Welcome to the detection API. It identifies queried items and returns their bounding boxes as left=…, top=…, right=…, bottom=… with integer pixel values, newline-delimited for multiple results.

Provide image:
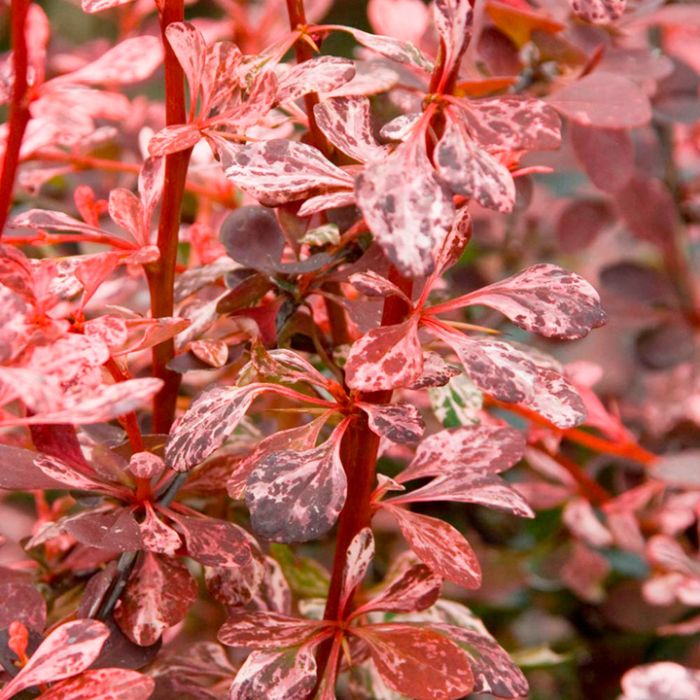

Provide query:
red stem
left=146, top=1, right=193, bottom=434
left=0, top=0, right=31, bottom=237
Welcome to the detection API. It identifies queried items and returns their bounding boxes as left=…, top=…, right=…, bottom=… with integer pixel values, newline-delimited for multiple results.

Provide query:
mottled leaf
left=63, top=507, right=143, bottom=552
left=37, top=668, right=155, bottom=700
left=342, top=27, right=433, bottom=72
left=433, top=0, right=472, bottom=70
left=0, top=582, right=47, bottom=631
left=138, top=503, right=181, bottom=556
left=570, top=0, right=625, bottom=23
left=428, top=373, right=482, bottom=427
left=148, top=124, right=201, bottom=157
left=278, top=57, right=355, bottom=104
left=165, top=22, right=206, bottom=108
left=359, top=402, right=424, bottom=444
left=0, top=445, right=66, bottom=489
left=218, top=610, right=327, bottom=650
left=349, top=271, right=411, bottom=302
left=340, top=528, right=375, bottom=611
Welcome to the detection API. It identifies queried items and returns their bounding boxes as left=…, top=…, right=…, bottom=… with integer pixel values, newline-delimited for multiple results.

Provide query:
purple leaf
left=218, top=610, right=327, bottom=650
left=397, top=425, right=526, bottom=483
left=63, top=507, right=143, bottom=552
left=165, top=384, right=266, bottom=472
left=313, top=96, right=388, bottom=163
left=37, top=668, right=155, bottom=700
left=383, top=506, right=481, bottom=589
left=0, top=581, right=47, bottom=631
left=570, top=123, right=634, bottom=192
left=246, top=428, right=348, bottom=543
left=350, top=623, right=474, bottom=700
left=359, top=402, right=425, bottom=444
left=345, top=318, right=423, bottom=392
left=548, top=72, right=651, bottom=128
left=277, top=57, right=355, bottom=104
left=452, top=263, right=606, bottom=340
left=217, top=138, right=353, bottom=207
left=556, top=199, right=615, bottom=253
left=0, top=620, right=109, bottom=700
left=228, top=646, right=318, bottom=700
left=0, top=445, right=66, bottom=489
left=114, top=553, right=197, bottom=647
left=167, top=511, right=252, bottom=568
left=434, top=114, right=515, bottom=213
left=353, top=563, right=442, bottom=616
left=356, top=137, right=454, bottom=276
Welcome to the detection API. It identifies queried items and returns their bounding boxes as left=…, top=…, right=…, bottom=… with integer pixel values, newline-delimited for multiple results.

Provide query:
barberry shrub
left=0, top=0, right=699, bottom=698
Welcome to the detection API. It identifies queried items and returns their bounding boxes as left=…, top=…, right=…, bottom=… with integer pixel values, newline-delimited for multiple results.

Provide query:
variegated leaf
left=128, top=451, right=165, bottom=480
left=349, top=271, right=411, bottom=301
left=356, top=138, right=454, bottom=276
left=384, top=506, right=481, bottom=589
left=165, top=384, right=266, bottom=472
left=63, top=507, right=143, bottom=552
left=165, top=22, right=206, bottom=108
left=428, top=373, right=482, bottom=427
left=340, top=528, right=375, bottom=611
left=246, top=430, right=348, bottom=543
left=138, top=503, right=181, bottom=556
left=0, top=620, right=109, bottom=700
left=33, top=454, right=117, bottom=493
left=228, top=646, right=318, bottom=700
left=218, top=610, right=327, bottom=650
left=342, top=27, right=433, bottom=72
left=353, top=564, right=442, bottom=616
left=114, top=553, right=197, bottom=647
left=217, top=138, right=353, bottom=207
left=433, top=0, right=472, bottom=70
left=37, top=668, right=155, bottom=700
left=167, top=511, right=252, bottom=568
left=0, top=446, right=74, bottom=489
left=346, top=318, right=423, bottom=392
left=313, top=96, right=388, bottom=163
left=434, top=115, right=515, bottom=213
left=570, top=0, right=626, bottom=23
left=148, top=124, right=201, bottom=157
left=350, top=623, right=474, bottom=700
left=397, top=425, right=526, bottom=483
left=408, top=352, right=460, bottom=390
left=462, top=96, right=561, bottom=152
left=453, top=263, right=606, bottom=340
left=359, top=403, right=425, bottom=444
left=277, top=57, right=355, bottom=104
left=620, top=662, right=700, bottom=700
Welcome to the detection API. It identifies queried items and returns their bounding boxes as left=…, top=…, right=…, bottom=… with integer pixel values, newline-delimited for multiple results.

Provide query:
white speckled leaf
left=432, top=0, right=472, bottom=71
left=340, top=528, right=375, bottom=611
left=342, top=28, right=433, bottom=72
left=218, top=610, right=327, bottom=650
left=278, top=57, right=356, bottom=104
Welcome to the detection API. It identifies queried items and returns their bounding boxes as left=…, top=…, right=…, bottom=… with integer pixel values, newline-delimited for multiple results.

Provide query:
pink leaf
left=313, top=96, right=388, bottom=163
left=165, top=22, right=206, bottom=109
left=37, top=668, right=155, bottom=700
left=128, top=451, right=165, bottom=480
left=342, top=27, right=433, bottom=72
left=407, top=351, right=460, bottom=390
left=0, top=620, right=109, bottom=700
left=246, top=428, right=348, bottom=543
left=570, top=123, right=634, bottom=192
left=108, top=188, right=144, bottom=241
left=297, top=190, right=356, bottom=216
left=277, top=57, right=355, bottom=104
left=165, top=384, right=266, bottom=472
left=356, top=138, right=455, bottom=275
left=84, top=315, right=129, bottom=350
left=228, top=646, right=318, bottom=700
left=349, top=271, right=411, bottom=302
left=353, top=563, right=442, bottom=616
left=453, top=263, right=606, bottom=340
left=138, top=503, right=182, bottom=556
left=570, top=0, right=626, bottom=23
left=359, top=402, right=425, bottom=444
left=620, top=662, right=700, bottom=700
left=114, top=553, right=197, bottom=646
left=62, top=37, right=163, bottom=85
left=434, top=114, right=515, bottom=213
left=350, top=623, right=474, bottom=700
left=368, top=0, right=431, bottom=44
left=462, top=96, right=561, bottom=152
left=345, top=318, right=423, bottom=392
left=340, top=528, right=375, bottom=611
left=33, top=454, right=116, bottom=493
left=548, top=72, right=651, bottom=128
left=383, top=506, right=481, bottom=589
left=218, top=610, right=327, bottom=650
left=217, top=138, right=353, bottom=207
left=189, top=338, right=229, bottom=368
left=148, top=124, right=201, bottom=157
left=433, top=0, right=473, bottom=70
left=167, top=511, right=252, bottom=568
left=81, top=0, right=133, bottom=12
left=12, top=209, right=110, bottom=237
left=397, top=425, right=526, bottom=483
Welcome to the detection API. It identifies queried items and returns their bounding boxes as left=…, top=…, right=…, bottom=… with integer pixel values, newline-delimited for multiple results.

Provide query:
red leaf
left=114, top=553, right=197, bottom=646
left=383, top=506, right=481, bottom=589
left=340, top=528, right=375, bottom=611
left=350, top=623, right=474, bottom=700
left=0, top=581, right=47, bottom=631
left=359, top=402, right=425, bottom=444
left=218, top=610, right=327, bottom=650
left=166, top=511, right=252, bottom=568
left=346, top=318, right=423, bottom=392
left=165, top=384, right=265, bottom=472
left=246, top=427, right=349, bottom=543
left=548, top=72, right=651, bottom=128
left=277, top=57, right=355, bottom=104
left=434, top=114, right=515, bottom=213
left=461, top=96, right=561, bottom=152
left=356, top=137, right=454, bottom=276
left=353, top=563, right=442, bottom=617
left=570, top=123, right=634, bottom=192
left=313, top=96, right=388, bottom=163
left=62, top=37, right=163, bottom=85
left=450, top=263, right=606, bottom=340
left=228, top=646, right=318, bottom=700
left=397, top=425, right=526, bottom=483
left=63, top=507, right=143, bottom=552
left=570, top=0, right=625, bottom=23
left=0, top=620, right=109, bottom=700
left=37, top=668, right=155, bottom=700
left=216, top=138, right=353, bottom=207
left=0, top=445, right=66, bottom=489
